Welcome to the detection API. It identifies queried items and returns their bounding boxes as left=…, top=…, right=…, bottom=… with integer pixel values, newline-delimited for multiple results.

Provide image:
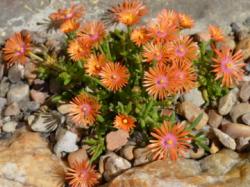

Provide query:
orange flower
left=3, top=32, right=31, bottom=66
left=212, top=47, right=245, bottom=87
left=49, top=4, right=84, bottom=22
left=208, top=25, right=224, bottom=42
left=65, top=160, right=99, bottom=187
left=168, top=36, right=198, bottom=64
left=178, top=13, right=194, bottom=29
left=143, top=65, right=176, bottom=100
left=173, top=62, right=197, bottom=93
left=148, top=121, right=192, bottom=161
left=68, top=38, right=91, bottom=61
left=60, top=19, right=80, bottom=33
left=142, top=42, right=168, bottom=64
left=78, top=21, right=106, bottom=46
left=85, top=54, right=107, bottom=76
left=68, top=93, right=100, bottom=127
left=100, top=62, right=130, bottom=92
left=108, top=0, right=147, bottom=26
left=148, top=19, right=178, bottom=43
left=130, top=27, right=150, bottom=46
left=156, top=9, right=179, bottom=27
left=114, top=114, right=136, bottom=132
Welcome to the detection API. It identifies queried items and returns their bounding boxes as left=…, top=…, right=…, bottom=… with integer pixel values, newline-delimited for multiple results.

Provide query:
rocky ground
left=1, top=1, right=250, bottom=187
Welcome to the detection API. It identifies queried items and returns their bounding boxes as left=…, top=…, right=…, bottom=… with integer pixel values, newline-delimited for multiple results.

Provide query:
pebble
left=242, top=113, right=250, bottom=125
left=0, top=77, right=10, bottom=97
left=190, top=148, right=205, bottom=159
left=68, top=148, right=89, bottom=168
left=0, top=64, right=5, bottom=80
left=30, top=89, right=47, bottom=104
left=213, top=128, right=236, bottom=150
left=3, top=102, right=20, bottom=116
left=236, top=137, right=250, bottom=151
left=222, top=123, right=250, bottom=138
left=230, top=103, right=250, bottom=122
left=106, top=129, right=129, bottom=151
left=57, top=104, right=72, bottom=114
left=7, top=83, right=29, bottom=104
left=8, top=64, right=24, bottom=83
left=208, top=110, right=222, bottom=128
left=119, top=145, right=135, bottom=161
left=236, top=35, right=250, bottom=60
left=2, top=121, right=17, bottom=133
left=218, top=91, right=237, bottom=115
left=239, top=81, right=250, bottom=102
left=183, top=88, right=205, bottom=107
left=0, top=97, right=7, bottom=112
left=210, top=141, right=221, bottom=154
left=133, top=147, right=151, bottom=166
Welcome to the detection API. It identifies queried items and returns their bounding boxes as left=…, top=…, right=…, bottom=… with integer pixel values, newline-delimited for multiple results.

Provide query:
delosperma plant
left=1, top=0, right=246, bottom=186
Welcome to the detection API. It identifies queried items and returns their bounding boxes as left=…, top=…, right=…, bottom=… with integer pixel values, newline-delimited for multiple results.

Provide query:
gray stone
left=183, top=88, right=205, bottom=107
left=133, top=147, right=152, bottom=166
left=2, top=121, right=17, bottom=133
left=230, top=103, right=250, bottom=122
left=3, top=102, right=20, bottom=116
left=0, top=77, right=10, bottom=97
left=0, top=64, right=5, bottom=80
left=218, top=91, right=237, bottom=115
left=7, top=83, right=29, bottom=104
left=213, top=128, right=236, bottom=150
left=208, top=110, right=222, bottom=128
left=0, top=97, right=7, bottom=112
left=21, top=101, right=40, bottom=112
left=8, top=64, right=24, bottom=83
left=236, top=137, right=250, bottom=151
left=239, top=81, right=250, bottom=102
left=119, top=145, right=135, bottom=161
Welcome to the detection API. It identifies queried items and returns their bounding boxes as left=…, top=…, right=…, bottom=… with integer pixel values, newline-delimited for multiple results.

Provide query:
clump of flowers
left=2, top=0, right=246, bottom=175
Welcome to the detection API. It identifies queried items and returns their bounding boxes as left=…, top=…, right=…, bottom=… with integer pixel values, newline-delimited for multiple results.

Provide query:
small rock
left=177, top=101, right=208, bottom=130
left=49, top=78, right=61, bottom=94
left=54, top=130, right=78, bottom=157
left=4, top=102, right=20, bottom=116
left=208, top=110, right=222, bottom=128
left=119, top=145, right=135, bottom=161
left=230, top=103, right=250, bottom=122
left=68, top=148, right=89, bottom=168
left=0, top=64, right=5, bottom=80
left=2, top=121, right=17, bottom=133
left=222, top=123, right=250, bottom=138
left=190, top=148, right=205, bottom=159
left=213, top=128, right=236, bottom=150
left=23, top=101, right=40, bottom=112
left=30, top=89, right=47, bottom=104
left=0, top=97, right=7, bottom=112
left=236, top=137, right=250, bottom=151
left=8, top=64, right=24, bottom=83
left=242, top=113, right=250, bottom=125
left=103, top=153, right=131, bottom=181
left=239, top=81, right=250, bottom=102
left=210, top=141, right=221, bottom=154
left=194, top=31, right=211, bottom=42
left=7, top=83, right=29, bottom=103
left=0, top=77, right=10, bottom=97
left=24, top=62, right=37, bottom=84
left=236, top=35, right=250, bottom=60
left=57, top=104, right=72, bottom=114
left=218, top=91, right=237, bottom=115
left=106, top=129, right=129, bottom=151
left=217, top=36, right=236, bottom=50
left=183, top=88, right=205, bottom=107
left=30, top=31, right=47, bottom=44
left=133, top=147, right=151, bottom=166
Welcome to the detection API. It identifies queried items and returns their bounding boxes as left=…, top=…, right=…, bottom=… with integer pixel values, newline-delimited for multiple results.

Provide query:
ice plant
left=148, top=121, right=192, bottom=161
left=85, top=54, right=107, bottom=76
left=168, top=36, right=198, bottom=64
left=143, top=65, right=176, bottom=100
left=68, top=38, right=91, bottom=61
left=3, top=32, right=31, bottom=66
left=65, top=160, right=99, bottom=187
left=208, top=25, right=225, bottom=42
left=178, top=13, right=194, bottom=29
left=212, top=47, right=245, bottom=87
left=100, top=62, right=130, bottom=92
left=68, top=93, right=100, bottom=127
left=108, top=0, right=147, bottom=26
left=130, top=27, right=149, bottom=46
left=156, top=9, right=179, bottom=27
left=113, top=114, right=136, bottom=132
left=142, top=42, right=168, bottom=64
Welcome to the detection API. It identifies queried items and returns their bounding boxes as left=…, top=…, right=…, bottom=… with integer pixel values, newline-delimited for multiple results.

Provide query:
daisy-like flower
left=212, top=47, right=245, bottom=87
left=78, top=21, right=106, bottom=46
left=60, top=19, right=80, bottom=33
left=130, top=27, right=150, bottom=46
left=100, top=62, right=130, bottom=92
left=3, top=32, right=31, bottom=66
left=143, top=65, right=176, bottom=100
left=65, top=160, right=99, bottom=187
left=68, top=38, right=91, bottom=61
left=178, top=13, right=194, bottom=29
left=84, top=54, right=107, bottom=76
left=107, top=0, right=148, bottom=26
left=113, top=114, right=136, bottom=132
left=68, top=93, right=100, bottom=127
left=173, top=62, right=197, bottom=93
left=156, top=9, right=179, bottom=27
left=148, top=121, right=192, bottom=161
left=142, top=42, right=168, bottom=64
left=168, top=36, right=198, bottom=64
left=208, top=25, right=224, bottom=42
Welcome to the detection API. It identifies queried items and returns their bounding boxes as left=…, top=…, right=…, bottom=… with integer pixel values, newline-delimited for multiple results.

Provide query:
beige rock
left=239, top=81, right=250, bottom=102
left=133, top=147, right=152, bottom=166
left=178, top=101, right=208, bottom=130
left=119, top=145, right=135, bottom=161
left=218, top=92, right=237, bottom=115
left=57, top=104, right=72, bottom=114
left=222, top=123, right=250, bottom=138
left=210, top=141, right=221, bottom=154
left=106, top=129, right=129, bottom=151
left=230, top=103, right=250, bottom=122
left=213, top=128, right=236, bottom=150
left=236, top=137, right=250, bottom=151
left=0, top=130, right=65, bottom=187
left=190, top=148, right=205, bottom=159
left=236, top=35, right=250, bottom=60
left=30, top=89, right=48, bottom=104
left=208, top=110, right=223, bottom=128
left=68, top=148, right=89, bottom=168
left=242, top=113, right=250, bottom=125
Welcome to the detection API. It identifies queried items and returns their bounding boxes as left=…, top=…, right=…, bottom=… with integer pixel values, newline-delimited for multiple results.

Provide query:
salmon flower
left=65, top=160, right=99, bottom=187
left=84, top=54, right=107, bottom=76
left=142, top=42, right=168, bottom=64
left=212, top=47, right=245, bottom=87
left=148, top=121, right=192, bottom=161
left=107, top=0, right=148, bottom=26
left=178, top=13, right=194, bottom=29
left=68, top=93, right=100, bottom=127
left=78, top=21, right=106, bottom=46
left=114, top=114, right=136, bottom=132
left=208, top=25, right=225, bottom=42
left=3, top=32, right=31, bottom=66
left=168, top=36, right=198, bottom=64
left=156, top=9, right=179, bottom=27
left=68, top=38, right=91, bottom=61
left=100, top=62, right=130, bottom=92
left=130, top=27, right=150, bottom=46
left=60, top=19, right=80, bottom=33
left=143, top=65, right=176, bottom=100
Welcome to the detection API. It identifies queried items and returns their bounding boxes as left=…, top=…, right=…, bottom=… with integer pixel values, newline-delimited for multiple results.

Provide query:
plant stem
left=29, top=52, right=44, bottom=62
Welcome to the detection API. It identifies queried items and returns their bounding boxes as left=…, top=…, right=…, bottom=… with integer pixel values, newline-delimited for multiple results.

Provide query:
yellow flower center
left=121, top=12, right=135, bottom=24
left=226, top=62, right=233, bottom=69
left=167, top=139, right=173, bottom=145
left=122, top=119, right=128, bottom=124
